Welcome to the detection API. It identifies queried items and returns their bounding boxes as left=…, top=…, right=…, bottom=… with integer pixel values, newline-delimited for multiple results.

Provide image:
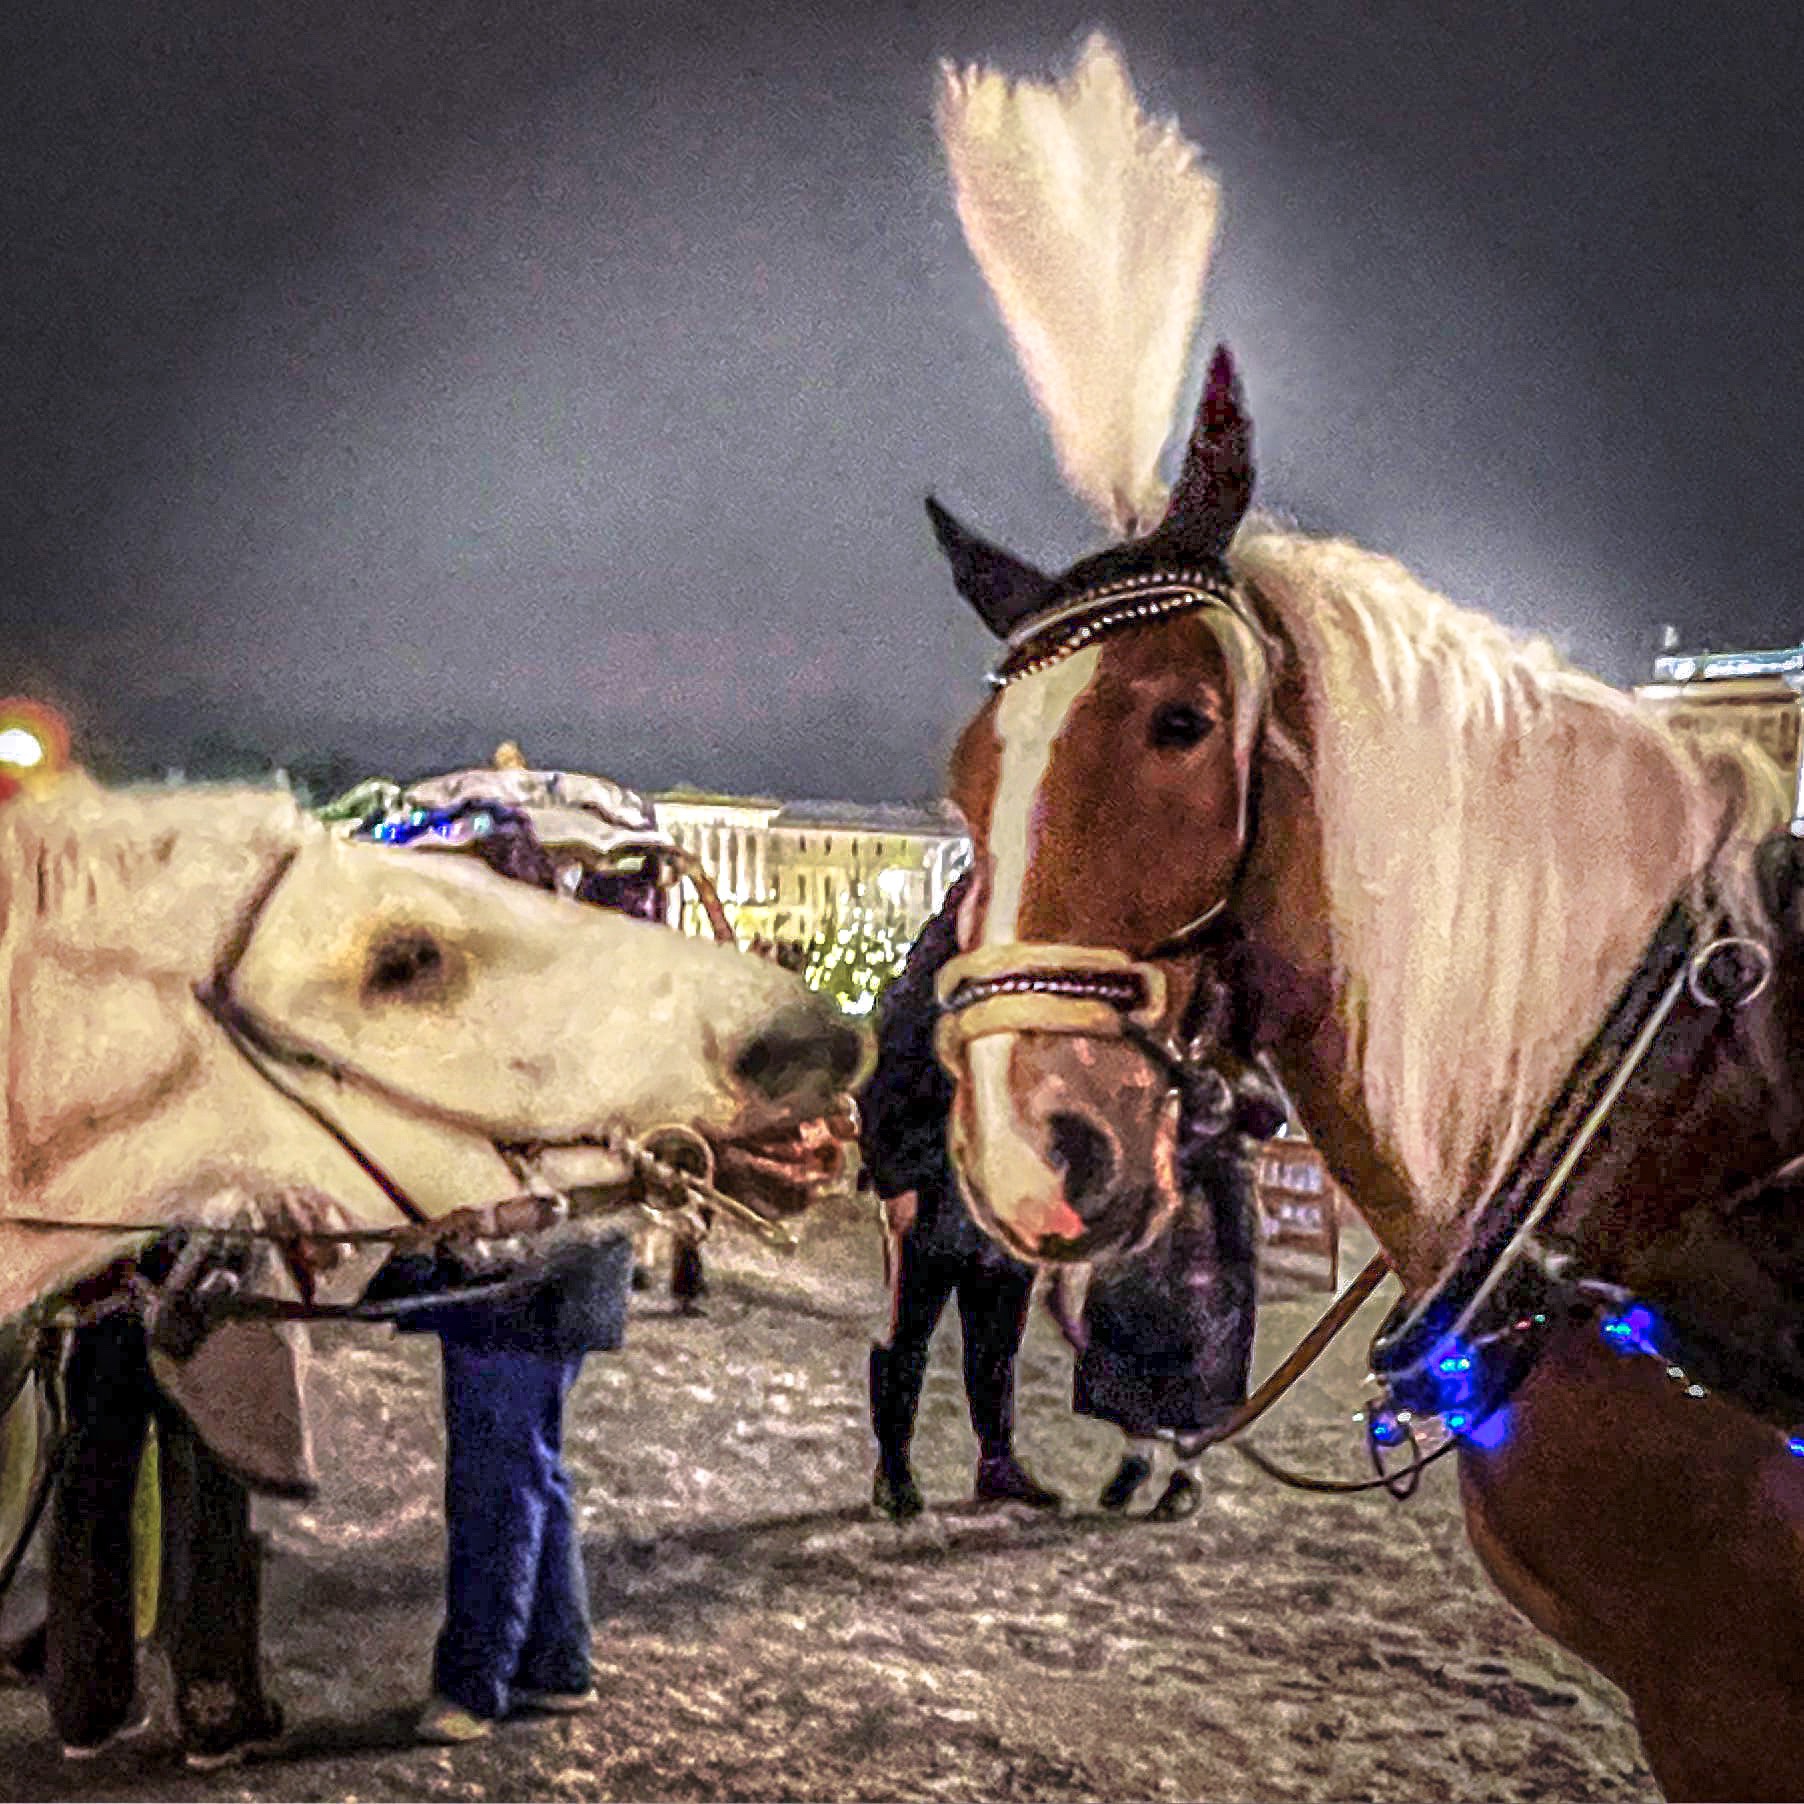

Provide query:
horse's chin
left=967, top=1178, right=1178, bottom=1266
left=704, top=1110, right=855, bottom=1221
left=526, top=1106, right=856, bottom=1225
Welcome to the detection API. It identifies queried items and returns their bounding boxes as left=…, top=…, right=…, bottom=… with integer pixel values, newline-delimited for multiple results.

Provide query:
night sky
left=4, top=2, right=1801, bottom=801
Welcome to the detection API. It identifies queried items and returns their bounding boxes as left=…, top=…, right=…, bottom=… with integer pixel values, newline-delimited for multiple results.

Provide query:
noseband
left=937, top=569, right=1265, bottom=1085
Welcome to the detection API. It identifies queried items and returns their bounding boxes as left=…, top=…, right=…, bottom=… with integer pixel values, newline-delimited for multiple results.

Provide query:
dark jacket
left=858, top=876, right=998, bottom=1259
left=858, top=877, right=961, bottom=1203
left=1073, top=1054, right=1284, bottom=1436
left=364, top=1226, right=633, bottom=1357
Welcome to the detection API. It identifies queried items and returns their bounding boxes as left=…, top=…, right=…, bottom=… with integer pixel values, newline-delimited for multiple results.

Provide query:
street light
left=0, top=726, right=46, bottom=769
left=0, top=698, right=72, bottom=799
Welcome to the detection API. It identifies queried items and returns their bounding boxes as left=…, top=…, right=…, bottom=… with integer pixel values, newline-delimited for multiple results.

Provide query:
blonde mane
left=1229, top=524, right=1790, bottom=1223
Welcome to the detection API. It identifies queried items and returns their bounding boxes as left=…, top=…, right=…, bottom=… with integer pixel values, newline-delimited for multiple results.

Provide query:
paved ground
left=0, top=1203, right=1656, bottom=1802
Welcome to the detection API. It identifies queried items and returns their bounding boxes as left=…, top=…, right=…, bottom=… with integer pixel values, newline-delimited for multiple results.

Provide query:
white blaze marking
left=968, top=648, right=1102, bottom=1241
left=982, top=648, right=1103, bottom=944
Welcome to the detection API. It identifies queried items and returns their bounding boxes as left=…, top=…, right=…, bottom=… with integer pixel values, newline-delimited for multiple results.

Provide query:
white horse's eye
left=363, top=929, right=449, bottom=1001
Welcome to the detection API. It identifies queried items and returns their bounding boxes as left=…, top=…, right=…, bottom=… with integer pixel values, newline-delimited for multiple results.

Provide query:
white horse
left=0, top=775, right=865, bottom=1328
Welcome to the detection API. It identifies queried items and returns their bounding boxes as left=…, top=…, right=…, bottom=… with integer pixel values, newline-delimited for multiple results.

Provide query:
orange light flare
left=0, top=697, right=74, bottom=803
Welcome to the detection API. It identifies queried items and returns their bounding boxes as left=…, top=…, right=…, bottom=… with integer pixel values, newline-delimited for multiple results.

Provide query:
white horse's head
left=0, top=778, right=865, bottom=1322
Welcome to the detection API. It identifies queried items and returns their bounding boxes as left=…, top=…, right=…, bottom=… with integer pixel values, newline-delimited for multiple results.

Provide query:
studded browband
left=990, top=567, right=1240, bottom=688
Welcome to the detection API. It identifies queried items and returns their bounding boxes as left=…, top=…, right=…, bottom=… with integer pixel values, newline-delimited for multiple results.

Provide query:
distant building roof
left=648, top=787, right=967, bottom=837
left=771, top=798, right=967, bottom=836
left=653, top=785, right=784, bottom=810
left=1650, top=644, right=1804, bottom=685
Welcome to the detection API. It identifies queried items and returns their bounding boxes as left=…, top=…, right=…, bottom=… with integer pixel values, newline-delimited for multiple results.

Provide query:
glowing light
left=0, top=727, right=46, bottom=768
left=876, top=866, right=912, bottom=904
left=1463, top=1407, right=1513, bottom=1451
left=1601, top=1304, right=1662, bottom=1358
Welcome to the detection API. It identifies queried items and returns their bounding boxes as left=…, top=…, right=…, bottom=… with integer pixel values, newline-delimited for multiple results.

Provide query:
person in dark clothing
left=44, top=1306, right=282, bottom=1766
left=860, top=874, right=1060, bottom=1522
left=1063, top=979, right=1287, bottom=1522
left=0, top=1228, right=309, bottom=1770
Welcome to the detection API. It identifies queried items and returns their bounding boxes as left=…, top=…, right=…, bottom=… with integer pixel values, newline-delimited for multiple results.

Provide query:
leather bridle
left=15, top=839, right=806, bottom=1274
left=935, top=568, right=1269, bottom=1101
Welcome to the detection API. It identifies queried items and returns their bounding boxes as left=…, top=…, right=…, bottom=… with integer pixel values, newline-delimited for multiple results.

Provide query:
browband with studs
left=991, top=569, right=1238, bottom=688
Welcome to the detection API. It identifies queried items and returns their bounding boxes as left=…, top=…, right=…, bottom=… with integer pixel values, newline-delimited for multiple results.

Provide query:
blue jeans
left=432, top=1345, right=591, bottom=1719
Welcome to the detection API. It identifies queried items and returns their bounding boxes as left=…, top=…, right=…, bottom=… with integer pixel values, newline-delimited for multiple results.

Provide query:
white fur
left=963, top=649, right=1104, bottom=1240
left=937, top=34, right=1221, bottom=535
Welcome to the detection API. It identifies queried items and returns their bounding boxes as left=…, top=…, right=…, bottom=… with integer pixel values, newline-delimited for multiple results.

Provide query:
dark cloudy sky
left=4, top=2, right=1801, bottom=800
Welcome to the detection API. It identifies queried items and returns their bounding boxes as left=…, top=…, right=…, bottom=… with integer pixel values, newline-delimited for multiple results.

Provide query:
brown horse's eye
left=1149, top=701, right=1215, bottom=751
left=364, top=930, right=447, bottom=1000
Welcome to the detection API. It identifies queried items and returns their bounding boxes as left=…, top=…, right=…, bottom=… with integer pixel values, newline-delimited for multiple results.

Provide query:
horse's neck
left=9, top=785, right=308, bottom=976
left=1238, top=693, right=1726, bottom=1288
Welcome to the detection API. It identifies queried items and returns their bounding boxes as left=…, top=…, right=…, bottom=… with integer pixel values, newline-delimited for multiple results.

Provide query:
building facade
left=651, top=789, right=972, bottom=949
left=1633, top=641, right=1804, bottom=827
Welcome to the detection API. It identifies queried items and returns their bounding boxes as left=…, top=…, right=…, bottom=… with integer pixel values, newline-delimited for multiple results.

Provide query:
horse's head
left=0, top=783, right=866, bottom=1320
left=934, top=349, right=1269, bottom=1263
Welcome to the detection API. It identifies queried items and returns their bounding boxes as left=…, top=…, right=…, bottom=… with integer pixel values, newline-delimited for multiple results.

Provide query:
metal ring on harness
left=1687, top=935, right=1773, bottom=1010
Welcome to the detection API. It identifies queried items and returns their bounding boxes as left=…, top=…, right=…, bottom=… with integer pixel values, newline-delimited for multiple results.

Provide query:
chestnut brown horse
left=928, top=351, right=1804, bottom=1800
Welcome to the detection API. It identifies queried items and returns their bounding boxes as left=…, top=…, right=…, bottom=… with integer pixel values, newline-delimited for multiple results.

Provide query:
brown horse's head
left=934, top=348, right=1270, bottom=1262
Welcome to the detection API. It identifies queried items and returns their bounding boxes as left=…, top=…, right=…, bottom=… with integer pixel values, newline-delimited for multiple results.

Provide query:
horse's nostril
left=1046, top=1111, right=1116, bottom=1208
left=734, top=1005, right=867, bottom=1102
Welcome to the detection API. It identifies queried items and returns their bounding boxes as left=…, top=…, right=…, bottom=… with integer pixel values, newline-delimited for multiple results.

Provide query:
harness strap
left=1369, top=900, right=1711, bottom=1409
left=1192, top=1251, right=1391, bottom=1452
left=196, top=993, right=432, bottom=1226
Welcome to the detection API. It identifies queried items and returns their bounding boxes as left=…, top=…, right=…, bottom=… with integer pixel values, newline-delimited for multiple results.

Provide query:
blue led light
left=1445, top=1412, right=1470, bottom=1431
left=1600, top=1304, right=1662, bottom=1358
left=1366, top=1403, right=1408, bottom=1448
left=1789, top=1433, right=1804, bottom=1458
left=1463, top=1407, right=1512, bottom=1451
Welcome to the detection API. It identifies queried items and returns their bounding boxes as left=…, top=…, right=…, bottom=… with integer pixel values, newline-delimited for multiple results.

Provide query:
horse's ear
left=925, top=496, right=1050, bottom=638
left=1148, top=345, right=1254, bottom=562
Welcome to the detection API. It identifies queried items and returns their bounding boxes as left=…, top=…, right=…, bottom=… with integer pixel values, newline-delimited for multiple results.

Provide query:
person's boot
left=868, top=1343, right=927, bottom=1521
left=1098, top=1452, right=1154, bottom=1512
left=672, top=1240, right=708, bottom=1316
left=180, top=1694, right=286, bottom=1771
left=1146, top=1468, right=1202, bottom=1522
left=0, top=1620, right=46, bottom=1686
left=973, top=1451, right=1062, bottom=1510
left=871, top=1462, right=925, bottom=1523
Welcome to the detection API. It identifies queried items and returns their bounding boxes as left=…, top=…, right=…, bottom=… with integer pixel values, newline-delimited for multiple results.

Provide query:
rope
left=10, top=1127, right=804, bottom=1254
left=1231, top=1432, right=1459, bottom=1497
